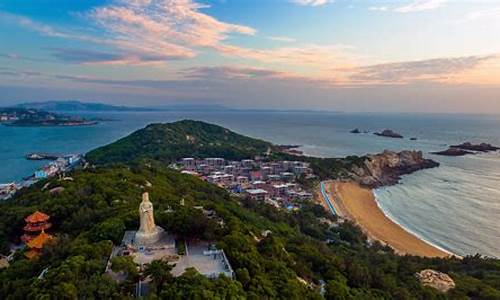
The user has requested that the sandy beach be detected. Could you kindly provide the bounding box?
[320,180,451,258]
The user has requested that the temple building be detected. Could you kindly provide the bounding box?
[21,211,52,243]
[107,192,234,289]
[25,230,52,259]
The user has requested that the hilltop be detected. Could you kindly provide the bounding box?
[86,120,274,165]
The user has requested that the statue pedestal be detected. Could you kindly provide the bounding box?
[134,226,165,246]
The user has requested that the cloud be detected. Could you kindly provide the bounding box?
[394,0,446,13]
[464,7,500,21]
[214,43,360,69]
[89,0,256,64]
[343,55,496,84]
[0,53,49,62]
[290,0,329,6]
[369,6,388,12]
[0,67,43,78]
[182,66,287,80]
[89,0,358,68]
[48,47,184,65]
[2,3,358,69]
[268,36,296,43]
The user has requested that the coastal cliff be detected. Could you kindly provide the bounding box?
[349,150,439,188]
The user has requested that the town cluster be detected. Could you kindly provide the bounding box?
[0,113,19,122]
[173,157,315,210]
[0,154,82,201]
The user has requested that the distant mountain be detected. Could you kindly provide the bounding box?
[14,100,158,112]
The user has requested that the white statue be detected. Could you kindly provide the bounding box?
[135,192,164,245]
[138,192,156,234]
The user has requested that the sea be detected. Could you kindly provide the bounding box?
[1,111,499,258]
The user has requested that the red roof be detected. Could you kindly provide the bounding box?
[23,222,52,232]
[25,211,50,223]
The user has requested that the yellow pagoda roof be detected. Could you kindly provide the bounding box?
[26,230,52,249]
[25,250,39,260]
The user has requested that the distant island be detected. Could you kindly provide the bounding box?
[432,142,500,156]
[14,100,159,112]
[374,129,404,139]
[0,107,97,127]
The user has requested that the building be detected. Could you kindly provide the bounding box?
[272,184,289,197]
[182,158,196,170]
[21,211,52,243]
[246,189,268,201]
[241,159,254,168]
[205,158,225,168]
[25,230,53,259]
[35,170,48,179]
[0,183,17,200]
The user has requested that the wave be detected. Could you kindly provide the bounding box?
[372,189,459,257]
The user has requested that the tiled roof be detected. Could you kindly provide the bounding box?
[25,211,50,223]
[27,231,52,249]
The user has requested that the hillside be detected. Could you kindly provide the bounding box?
[1,164,499,299]
[86,120,274,165]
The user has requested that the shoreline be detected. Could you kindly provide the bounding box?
[372,189,457,258]
[319,180,453,258]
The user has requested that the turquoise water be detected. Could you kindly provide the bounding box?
[1,111,499,257]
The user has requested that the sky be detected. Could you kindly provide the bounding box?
[1,0,500,113]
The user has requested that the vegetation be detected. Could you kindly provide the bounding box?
[1,120,499,299]
[0,164,499,299]
[86,120,274,165]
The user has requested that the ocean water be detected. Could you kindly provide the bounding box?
[0,111,499,257]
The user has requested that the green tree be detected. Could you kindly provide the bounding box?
[143,260,174,295]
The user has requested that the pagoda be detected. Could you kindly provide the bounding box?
[21,211,52,243]
[25,230,52,259]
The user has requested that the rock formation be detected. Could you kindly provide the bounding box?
[432,148,473,156]
[349,150,439,188]
[374,129,404,139]
[450,142,499,152]
[416,269,455,293]
[432,142,499,156]
[350,128,361,134]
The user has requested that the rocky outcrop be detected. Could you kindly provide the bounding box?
[350,128,361,134]
[450,142,499,152]
[432,142,499,156]
[432,148,473,156]
[416,269,455,292]
[374,129,403,139]
[349,150,439,188]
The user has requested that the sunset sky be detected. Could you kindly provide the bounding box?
[1,0,500,113]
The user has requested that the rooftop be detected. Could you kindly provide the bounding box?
[246,189,268,195]
[25,211,50,223]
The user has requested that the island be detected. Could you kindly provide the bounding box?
[0,107,97,127]
[374,129,404,138]
[350,128,361,134]
[1,120,499,299]
[432,142,500,156]
[14,100,158,112]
